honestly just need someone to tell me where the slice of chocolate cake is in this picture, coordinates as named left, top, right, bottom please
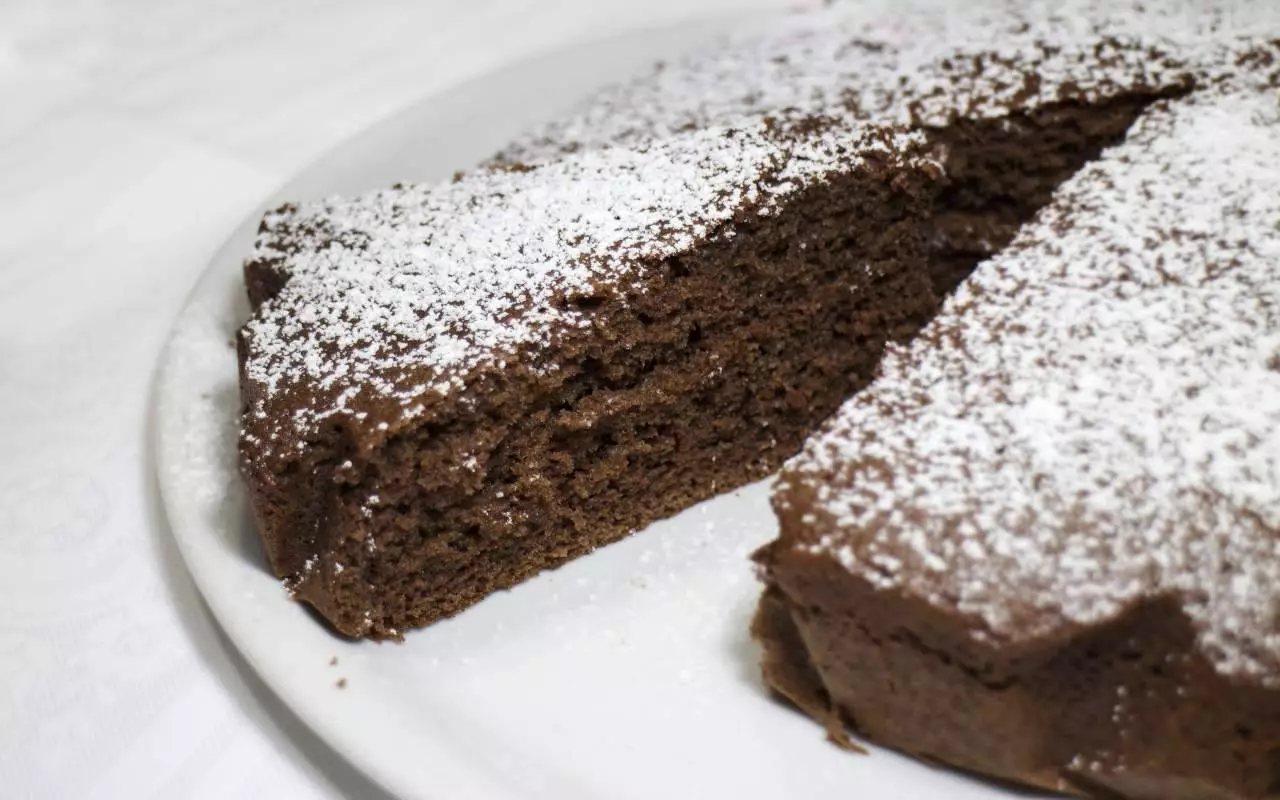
left=238, top=121, right=947, bottom=637
left=754, top=84, right=1280, bottom=800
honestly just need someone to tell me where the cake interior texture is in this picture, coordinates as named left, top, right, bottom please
left=240, top=93, right=1160, bottom=639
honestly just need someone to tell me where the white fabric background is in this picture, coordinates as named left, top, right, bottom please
left=0, top=1, right=800, bottom=797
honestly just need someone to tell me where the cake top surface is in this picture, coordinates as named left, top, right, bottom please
left=780, top=84, right=1280, bottom=683
left=500, top=0, right=1272, bottom=162
left=239, top=0, right=1274, bottom=454
left=241, top=121, right=922, bottom=450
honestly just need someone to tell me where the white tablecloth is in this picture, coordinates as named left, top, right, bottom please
left=0, top=1, right=795, bottom=797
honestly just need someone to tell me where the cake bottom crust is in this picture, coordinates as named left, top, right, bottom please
left=752, top=547, right=1280, bottom=800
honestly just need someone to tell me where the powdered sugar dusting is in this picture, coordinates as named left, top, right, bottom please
left=241, top=121, right=923, bottom=445
left=499, top=0, right=1274, bottom=163
left=781, top=86, right=1280, bottom=682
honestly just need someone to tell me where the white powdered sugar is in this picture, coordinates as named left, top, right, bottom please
left=783, top=86, right=1280, bottom=682
left=500, top=0, right=1275, bottom=162
left=242, top=121, right=921, bottom=441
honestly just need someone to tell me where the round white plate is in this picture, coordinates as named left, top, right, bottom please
left=153, top=15, right=1050, bottom=800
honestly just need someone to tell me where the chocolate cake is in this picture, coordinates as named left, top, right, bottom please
left=240, top=121, right=946, bottom=636
left=236, top=1, right=1280, bottom=796
left=753, top=78, right=1280, bottom=800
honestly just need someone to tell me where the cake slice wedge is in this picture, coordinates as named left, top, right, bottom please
left=237, top=120, right=944, bottom=637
